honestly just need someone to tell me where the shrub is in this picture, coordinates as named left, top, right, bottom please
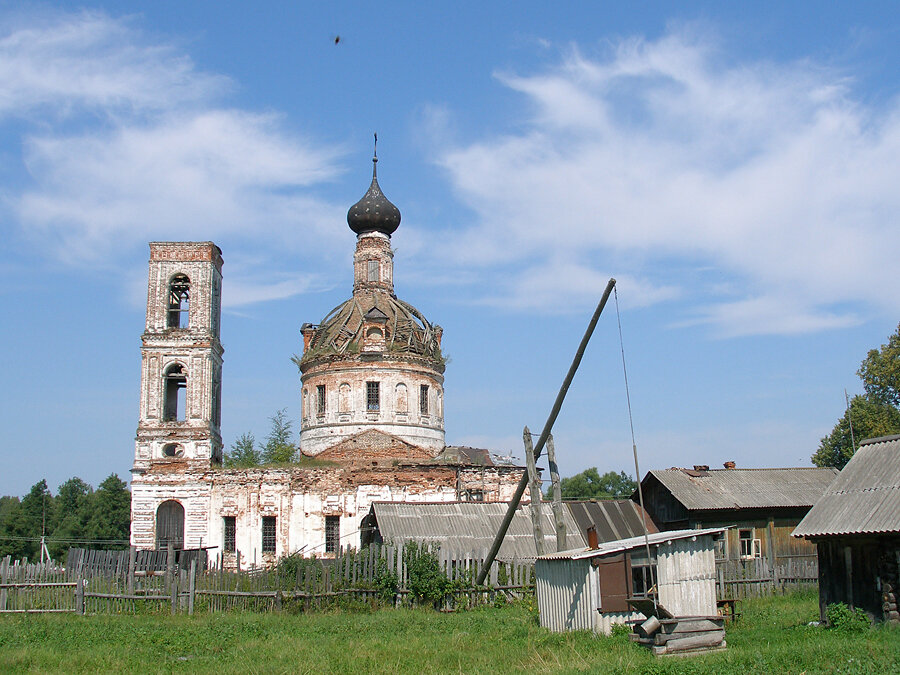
left=402, top=541, right=449, bottom=606
left=825, top=602, right=871, bottom=631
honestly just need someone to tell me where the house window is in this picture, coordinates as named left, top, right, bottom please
left=167, top=274, right=190, bottom=328
left=419, top=384, right=429, bottom=415
left=163, top=363, right=187, bottom=421
left=367, top=260, right=379, bottom=282
left=629, top=551, right=656, bottom=597
left=262, top=516, right=276, bottom=553
left=223, top=516, right=236, bottom=553
left=325, top=516, right=340, bottom=554
left=739, top=529, right=759, bottom=559
left=316, top=384, right=326, bottom=415
left=366, top=382, right=380, bottom=411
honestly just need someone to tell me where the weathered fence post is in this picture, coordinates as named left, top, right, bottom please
left=75, top=576, right=84, bottom=615
left=0, top=555, right=9, bottom=611
left=170, top=569, right=178, bottom=615
left=545, top=434, right=566, bottom=552
left=127, top=546, right=136, bottom=596
left=523, top=426, right=545, bottom=557
left=165, top=542, right=175, bottom=592
left=188, top=558, right=197, bottom=615
left=275, top=588, right=283, bottom=611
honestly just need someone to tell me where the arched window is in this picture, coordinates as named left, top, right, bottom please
left=395, top=383, right=408, bottom=412
left=156, top=500, right=185, bottom=550
left=167, top=274, right=190, bottom=329
left=339, top=383, right=351, bottom=413
left=163, top=363, right=187, bottom=421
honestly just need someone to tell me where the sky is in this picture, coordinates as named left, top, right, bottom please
left=1, top=1, right=899, bottom=497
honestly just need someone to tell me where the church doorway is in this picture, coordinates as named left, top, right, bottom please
left=156, top=500, right=185, bottom=550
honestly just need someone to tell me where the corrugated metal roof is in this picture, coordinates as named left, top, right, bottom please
left=370, top=501, right=584, bottom=561
left=793, top=435, right=900, bottom=537
left=537, top=527, right=728, bottom=560
left=648, top=467, right=838, bottom=511
left=565, top=500, right=658, bottom=541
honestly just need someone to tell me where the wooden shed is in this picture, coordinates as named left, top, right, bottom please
left=793, top=434, right=900, bottom=624
left=535, top=528, right=725, bottom=635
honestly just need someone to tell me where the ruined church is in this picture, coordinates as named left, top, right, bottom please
left=130, top=154, right=525, bottom=567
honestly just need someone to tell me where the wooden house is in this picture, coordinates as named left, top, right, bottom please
left=793, top=435, right=900, bottom=624
left=534, top=528, right=725, bottom=635
left=637, top=465, right=837, bottom=566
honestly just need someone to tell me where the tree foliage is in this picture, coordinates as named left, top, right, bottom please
left=0, top=475, right=130, bottom=559
left=813, top=323, right=900, bottom=469
left=555, top=468, right=637, bottom=500
left=226, top=410, right=299, bottom=467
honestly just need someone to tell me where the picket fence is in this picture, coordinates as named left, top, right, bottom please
left=715, top=555, right=818, bottom=599
left=0, top=545, right=534, bottom=615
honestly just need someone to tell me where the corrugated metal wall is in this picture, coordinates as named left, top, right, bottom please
left=535, top=559, right=596, bottom=632
left=657, top=537, right=716, bottom=616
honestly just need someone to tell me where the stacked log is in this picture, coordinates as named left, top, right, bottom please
left=631, top=616, right=726, bottom=656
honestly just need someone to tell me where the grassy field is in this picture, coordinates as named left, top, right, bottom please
left=1, top=590, right=898, bottom=674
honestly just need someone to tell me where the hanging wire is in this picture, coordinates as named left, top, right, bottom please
left=614, top=285, right=658, bottom=611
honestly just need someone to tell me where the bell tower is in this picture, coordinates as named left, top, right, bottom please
left=133, top=242, right=224, bottom=473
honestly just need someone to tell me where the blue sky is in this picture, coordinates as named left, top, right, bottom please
left=1, top=1, right=899, bottom=496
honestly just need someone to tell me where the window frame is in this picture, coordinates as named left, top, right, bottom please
left=366, top=381, right=380, bottom=411
left=419, top=384, right=429, bottom=416
left=261, top=516, right=277, bottom=553
left=223, top=516, right=236, bottom=553
left=316, top=384, right=326, bottom=415
left=325, top=515, right=340, bottom=554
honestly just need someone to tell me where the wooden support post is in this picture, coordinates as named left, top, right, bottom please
left=165, top=541, right=175, bottom=592
left=75, top=576, right=84, bottom=615
left=0, top=556, right=9, bottom=611
left=171, top=573, right=178, bottom=615
left=767, top=517, right=779, bottom=590
left=127, top=546, right=136, bottom=596
left=188, top=559, right=197, bottom=615
left=545, top=434, right=566, bottom=552
left=523, top=426, right=545, bottom=557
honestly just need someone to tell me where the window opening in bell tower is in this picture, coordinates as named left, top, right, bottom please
left=167, top=274, right=190, bottom=328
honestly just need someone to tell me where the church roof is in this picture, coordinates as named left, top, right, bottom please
left=347, top=155, right=400, bottom=236
left=299, top=289, right=443, bottom=366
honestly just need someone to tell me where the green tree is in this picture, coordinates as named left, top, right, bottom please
left=812, top=395, right=900, bottom=470
left=813, top=323, right=900, bottom=468
left=0, top=495, right=25, bottom=558
left=83, top=474, right=131, bottom=550
left=859, top=323, right=900, bottom=408
left=261, top=409, right=297, bottom=464
left=224, top=432, right=262, bottom=468
left=555, top=468, right=637, bottom=500
left=49, top=477, right=93, bottom=558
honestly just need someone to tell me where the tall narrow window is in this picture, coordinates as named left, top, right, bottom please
left=367, top=260, right=379, bottom=282
left=167, top=274, right=190, bottom=328
left=339, top=383, right=351, bottom=413
left=395, top=383, right=408, bottom=412
left=366, top=381, right=380, bottom=411
left=262, top=516, right=276, bottom=553
left=163, top=363, right=187, bottom=421
left=316, top=384, right=326, bottom=415
left=325, top=516, right=340, bottom=554
left=419, top=384, right=429, bottom=415
left=223, top=516, right=236, bottom=553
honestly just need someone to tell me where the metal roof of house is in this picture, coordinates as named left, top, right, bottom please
left=565, top=500, right=658, bottom=541
left=369, top=501, right=584, bottom=561
left=793, top=435, right=900, bottom=538
left=647, top=467, right=838, bottom=511
left=537, top=527, right=727, bottom=561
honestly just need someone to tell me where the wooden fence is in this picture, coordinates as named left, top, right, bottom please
left=715, top=555, right=818, bottom=599
left=1, top=545, right=534, bottom=615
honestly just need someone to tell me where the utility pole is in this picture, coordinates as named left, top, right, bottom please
left=523, top=427, right=544, bottom=557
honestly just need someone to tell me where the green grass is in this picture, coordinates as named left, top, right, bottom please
left=1, top=590, right=898, bottom=674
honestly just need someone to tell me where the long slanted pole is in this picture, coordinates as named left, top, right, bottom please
left=476, top=277, right=616, bottom=585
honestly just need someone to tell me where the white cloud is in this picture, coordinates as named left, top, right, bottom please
left=0, top=10, right=227, bottom=117
left=1, top=9, right=348, bottom=301
left=433, top=29, right=900, bottom=335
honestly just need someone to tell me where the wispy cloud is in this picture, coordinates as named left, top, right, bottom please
left=431, top=28, right=900, bottom=336
left=1, top=10, right=346, bottom=302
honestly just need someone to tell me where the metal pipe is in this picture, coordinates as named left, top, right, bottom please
left=476, top=277, right=616, bottom=585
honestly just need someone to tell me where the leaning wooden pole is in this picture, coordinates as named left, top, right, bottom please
left=476, top=277, right=616, bottom=585
left=523, top=426, right=545, bottom=557
left=546, top=434, right=567, bottom=551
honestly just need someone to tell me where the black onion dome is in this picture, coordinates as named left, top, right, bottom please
left=347, top=157, right=401, bottom=236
